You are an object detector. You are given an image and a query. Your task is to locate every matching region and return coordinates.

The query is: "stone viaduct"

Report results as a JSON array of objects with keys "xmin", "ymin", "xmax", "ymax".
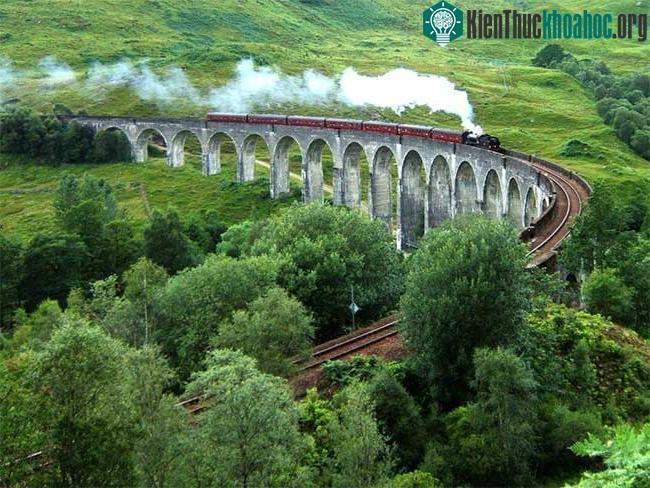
[{"xmin": 62, "ymin": 116, "xmax": 554, "ymax": 250}]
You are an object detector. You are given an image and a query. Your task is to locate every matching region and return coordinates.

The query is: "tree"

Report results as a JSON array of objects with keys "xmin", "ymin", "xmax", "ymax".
[
  {"xmin": 61, "ymin": 121, "xmax": 95, "ymax": 164},
  {"xmin": 561, "ymin": 183, "xmax": 633, "ymax": 275},
  {"xmin": 329, "ymin": 383, "xmax": 393, "ymax": 488},
  {"xmin": 532, "ymin": 44, "xmax": 570, "ymax": 68},
  {"xmin": 215, "ymin": 287, "xmax": 314, "ymax": 377},
  {"xmin": 569, "ymin": 423, "xmax": 650, "ymax": 487},
  {"xmin": 631, "ymin": 129, "xmax": 650, "ymax": 159},
  {"xmin": 400, "ymin": 216, "xmax": 531, "ymax": 404},
  {"xmin": 582, "ymin": 268, "xmax": 633, "ymax": 325},
  {"xmin": 92, "ymin": 129, "xmax": 132, "ymax": 163},
  {"xmin": 383, "ymin": 471, "xmax": 439, "ymax": 488},
  {"xmin": 184, "ymin": 350, "xmax": 307, "ymax": 487},
  {"xmin": 0, "ymin": 362, "xmax": 44, "ymax": 487},
  {"xmin": 100, "ymin": 219, "xmax": 141, "ymax": 277},
  {"xmin": 445, "ymin": 348, "xmax": 539, "ymax": 486},
  {"xmin": 249, "ymin": 204, "xmax": 404, "ymax": 340},
  {"xmin": 154, "ymin": 255, "xmax": 279, "ymax": 378},
  {"xmin": 183, "ymin": 211, "xmax": 227, "ymax": 254},
  {"xmin": 20, "ymin": 232, "xmax": 88, "ymax": 310},
  {"xmin": 612, "ymin": 107, "xmax": 646, "ymax": 143},
  {"xmin": 120, "ymin": 258, "xmax": 169, "ymax": 346},
  {"xmin": 30, "ymin": 319, "xmax": 138, "ymax": 487},
  {"xmin": 53, "ymin": 173, "xmax": 117, "ymax": 232},
  {"xmin": 0, "ymin": 107, "xmax": 46, "ymax": 157},
  {"xmin": 0, "ymin": 232, "xmax": 23, "ymax": 327},
  {"xmin": 217, "ymin": 220, "xmax": 265, "ymax": 258},
  {"xmin": 144, "ymin": 209, "xmax": 203, "ymax": 274},
  {"xmin": 126, "ymin": 346, "xmax": 188, "ymax": 487},
  {"xmin": 10, "ymin": 299, "xmax": 64, "ymax": 350},
  {"xmin": 367, "ymin": 370, "xmax": 425, "ymax": 470}
]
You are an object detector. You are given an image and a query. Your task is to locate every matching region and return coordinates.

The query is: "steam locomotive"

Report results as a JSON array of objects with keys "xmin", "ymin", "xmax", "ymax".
[{"xmin": 206, "ymin": 113, "xmax": 502, "ymax": 152}]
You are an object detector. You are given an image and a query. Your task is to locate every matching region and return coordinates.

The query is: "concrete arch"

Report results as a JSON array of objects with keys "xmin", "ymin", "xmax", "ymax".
[
  {"xmin": 94, "ymin": 127, "xmax": 134, "ymax": 162},
  {"xmin": 428, "ymin": 155, "xmax": 452, "ymax": 228},
  {"xmin": 272, "ymin": 136, "xmax": 302, "ymax": 199},
  {"xmin": 206, "ymin": 132, "xmax": 238, "ymax": 177},
  {"xmin": 400, "ymin": 150, "xmax": 426, "ymax": 249},
  {"xmin": 507, "ymin": 178, "xmax": 523, "ymax": 228},
  {"xmin": 342, "ymin": 142, "xmax": 364, "ymax": 208},
  {"xmin": 370, "ymin": 146, "xmax": 395, "ymax": 228},
  {"xmin": 304, "ymin": 139, "xmax": 332, "ymax": 203},
  {"xmin": 482, "ymin": 169, "xmax": 503, "ymax": 219},
  {"xmin": 524, "ymin": 187, "xmax": 538, "ymax": 226},
  {"xmin": 169, "ymin": 130, "xmax": 202, "ymax": 169},
  {"xmin": 134, "ymin": 128, "xmax": 168, "ymax": 163},
  {"xmin": 455, "ymin": 161, "xmax": 478, "ymax": 216}
]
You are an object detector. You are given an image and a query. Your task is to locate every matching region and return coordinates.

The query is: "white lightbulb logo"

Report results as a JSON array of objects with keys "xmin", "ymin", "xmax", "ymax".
[{"xmin": 430, "ymin": 8, "xmax": 456, "ymax": 46}]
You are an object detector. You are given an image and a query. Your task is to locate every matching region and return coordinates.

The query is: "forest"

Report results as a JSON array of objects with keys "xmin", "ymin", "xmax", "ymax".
[{"xmin": 1, "ymin": 108, "xmax": 650, "ymax": 487}]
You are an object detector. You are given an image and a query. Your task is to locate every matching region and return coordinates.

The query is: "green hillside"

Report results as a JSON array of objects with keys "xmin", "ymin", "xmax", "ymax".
[{"xmin": 0, "ymin": 0, "xmax": 649, "ymax": 237}]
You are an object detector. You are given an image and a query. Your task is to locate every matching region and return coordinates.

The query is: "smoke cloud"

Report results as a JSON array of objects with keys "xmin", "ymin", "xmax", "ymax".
[
  {"xmin": 2, "ymin": 57, "xmax": 482, "ymax": 132},
  {"xmin": 38, "ymin": 56, "xmax": 76, "ymax": 87}
]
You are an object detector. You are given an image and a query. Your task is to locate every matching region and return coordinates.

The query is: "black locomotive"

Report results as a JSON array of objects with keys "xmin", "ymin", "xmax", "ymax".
[{"xmin": 462, "ymin": 131, "xmax": 502, "ymax": 152}]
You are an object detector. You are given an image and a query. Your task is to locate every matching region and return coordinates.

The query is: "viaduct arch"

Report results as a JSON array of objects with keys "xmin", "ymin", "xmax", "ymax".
[{"xmin": 62, "ymin": 115, "xmax": 555, "ymax": 252}]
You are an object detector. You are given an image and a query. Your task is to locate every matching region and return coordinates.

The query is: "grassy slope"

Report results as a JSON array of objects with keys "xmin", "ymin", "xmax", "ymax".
[{"xmin": 0, "ymin": 0, "xmax": 649, "ymax": 238}]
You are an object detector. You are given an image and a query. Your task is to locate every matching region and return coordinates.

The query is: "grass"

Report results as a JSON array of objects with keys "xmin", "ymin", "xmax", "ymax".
[
  {"xmin": 0, "ymin": 0, "xmax": 648, "ymax": 238},
  {"xmin": 0, "ymin": 152, "xmax": 301, "ymax": 241}
]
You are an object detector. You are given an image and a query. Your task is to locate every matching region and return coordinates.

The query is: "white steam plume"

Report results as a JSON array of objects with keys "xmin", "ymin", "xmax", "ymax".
[
  {"xmin": 207, "ymin": 59, "xmax": 336, "ymax": 112},
  {"xmin": 86, "ymin": 60, "xmax": 202, "ymax": 104},
  {"xmin": 339, "ymin": 67, "xmax": 481, "ymax": 133},
  {"xmin": 0, "ymin": 58, "xmax": 18, "ymax": 102},
  {"xmin": 38, "ymin": 56, "xmax": 76, "ymax": 87},
  {"xmin": 3, "ymin": 57, "xmax": 482, "ymax": 132}
]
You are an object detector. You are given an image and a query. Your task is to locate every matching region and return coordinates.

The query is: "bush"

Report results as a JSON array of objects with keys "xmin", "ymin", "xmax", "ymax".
[
  {"xmin": 582, "ymin": 268, "xmax": 634, "ymax": 325},
  {"xmin": 560, "ymin": 139, "xmax": 591, "ymax": 157},
  {"xmin": 532, "ymin": 44, "xmax": 570, "ymax": 68}
]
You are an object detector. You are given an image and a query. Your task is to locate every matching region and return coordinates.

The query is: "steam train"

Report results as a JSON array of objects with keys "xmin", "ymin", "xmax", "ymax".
[{"xmin": 206, "ymin": 113, "xmax": 502, "ymax": 152}]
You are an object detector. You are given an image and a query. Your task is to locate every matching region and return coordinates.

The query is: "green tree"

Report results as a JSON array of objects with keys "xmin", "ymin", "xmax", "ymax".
[
  {"xmin": 383, "ymin": 471, "xmax": 439, "ymax": 488},
  {"xmin": 329, "ymin": 383, "xmax": 393, "ymax": 488},
  {"xmin": 582, "ymin": 268, "xmax": 634, "ymax": 325},
  {"xmin": 126, "ymin": 346, "xmax": 188, "ymax": 488},
  {"xmin": 0, "ymin": 362, "xmax": 44, "ymax": 487},
  {"xmin": 30, "ymin": 319, "xmax": 138, "ymax": 487},
  {"xmin": 0, "ymin": 107, "xmax": 46, "ymax": 157},
  {"xmin": 120, "ymin": 258, "xmax": 169, "ymax": 346},
  {"xmin": 631, "ymin": 129, "xmax": 650, "ymax": 159},
  {"xmin": 569, "ymin": 423, "xmax": 650, "ymax": 487},
  {"xmin": 154, "ymin": 255, "xmax": 279, "ymax": 378},
  {"xmin": 215, "ymin": 287, "xmax": 314, "ymax": 377},
  {"xmin": 367, "ymin": 370, "xmax": 425, "ymax": 470},
  {"xmin": 612, "ymin": 107, "xmax": 646, "ymax": 143},
  {"xmin": 20, "ymin": 232, "xmax": 88, "ymax": 310},
  {"xmin": 100, "ymin": 219, "xmax": 141, "ymax": 277},
  {"xmin": 61, "ymin": 121, "xmax": 95, "ymax": 164},
  {"xmin": 184, "ymin": 350, "xmax": 307, "ymax": 487},
  {"xmin": 561, "ymin": 183, "xmax": 633, "ymax": 275},
  {"xmin": 532, "ymin": 44, "xmax": 570, "ymax": 68},
  {"xmin": 0, "ymin": 232, "xmax": 23, "ymax": 326},
  {"xmin": 445, "ymin": 348, "xmax": 539, "ymax": 486},
  {"xmin": 183, "ymin": 211, "xmax": 227, "ymax": 254},
  {"xmin": 144, "ymin": 208, "xmax": 203, "ymax": 274},
  {"xmin": 53, "ymin": 173, "xmax": 118, "ymax": 232},
  {"xmin": 10, "ymin": 299, "xmax": 64, "ymax": 350},
  {"xmin": 400, "ymin": 217, "xmax": 530, "ymax": 404},
  {"xmin": 92, "ymin": 129, "xmax": 132, "ymax": 163},
  {"xmin": 249, "ymin": 204, "xmax": 404, "ymax": 340}
]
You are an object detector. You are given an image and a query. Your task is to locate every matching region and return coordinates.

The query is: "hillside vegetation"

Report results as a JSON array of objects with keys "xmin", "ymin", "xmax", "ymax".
[{"xmin": 0, "ymin": 0, "xmax": 649, "ymax": 237}]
